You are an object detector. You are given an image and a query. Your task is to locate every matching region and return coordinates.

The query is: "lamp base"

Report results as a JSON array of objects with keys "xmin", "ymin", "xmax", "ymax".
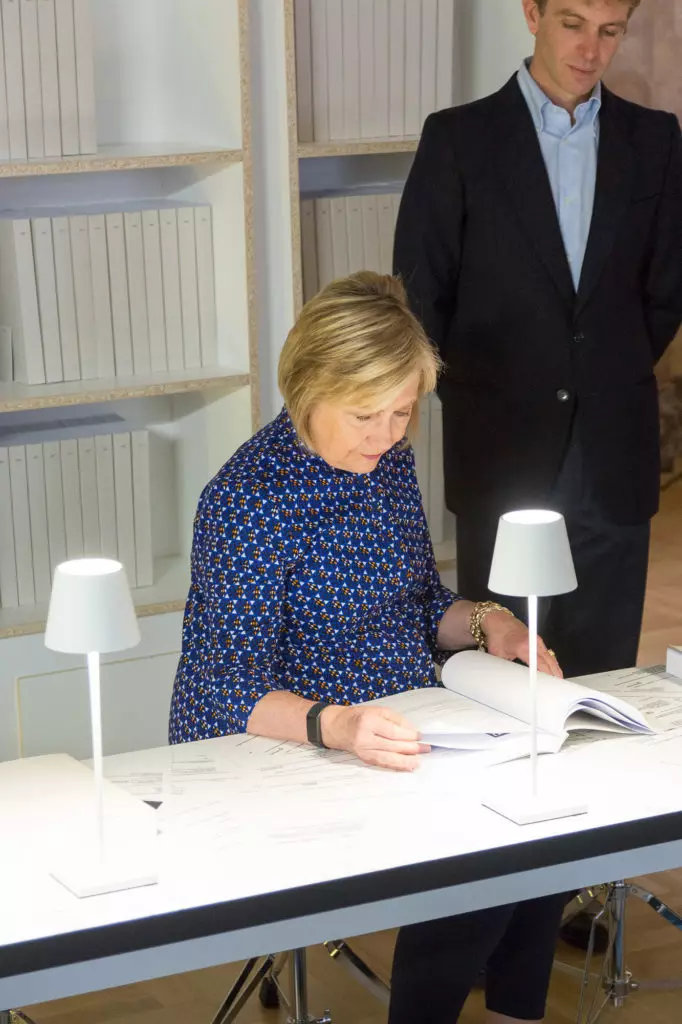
[
  {"xmin": 50, "ymin": 854, "xmax": 158, "ymax": 898},
  {"xmin": 482, "ymin": 790, "xmax": 589, "ymax": 826}
]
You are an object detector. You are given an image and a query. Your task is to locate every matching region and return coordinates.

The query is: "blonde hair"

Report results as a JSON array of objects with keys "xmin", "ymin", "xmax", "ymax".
[{"xmin": 278, "ymin": 272, "xmax": 441, "ymax": 440}]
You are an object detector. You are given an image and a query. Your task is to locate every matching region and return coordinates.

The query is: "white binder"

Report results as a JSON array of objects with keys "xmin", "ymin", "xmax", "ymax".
[
  {"xmin": 330, "ymin": 197, "xmax": 349, "ymax": 278},
  {"xmin": 377, "ymin": 193, "xmax": 396, "ymax": 274},
  {"xmin": 388, "ymin": 0, "xmax": 406, "ymax": 137},
  {"xmin": 360, "ymin": 194, "xmax": 380, "ymax": 272},
  {"xmin": 404, "ymin": 0, "xmax": 421, "ymax": 136},
  {"xmin": 73, "ymin": 0, "xmax": 96, "ymax": 152},
  {"xmin": 9, "ymin": 445, "xmax": 35, "ymax": 606},
  {"xmin": 310, "ymin": 0, "xmax": 328, "ymax": 141},
  {"xmin": 131, "ymin": 430, "xmax": 153, "ymax": 587},
  {"xmin": 300, "ymin": 199, "xmax": 318, "ymax": 303},
  {"xmin": 2, "ymin": 0, "xmax": 27, "ymax": 159},
  {"xmin": 420, "ymin": 0, "xmax": 438, "ymax": 121},
  {"xmin": 160, "ymin": 208, "xmax": 184, "ymax": 372},
  {"xmin": 43, "ymin": 440, "xmax": 67, "ymax": 572},
  {"xmin": 314, "ymin": 197, "xmax": 334, "ymax": 290},
  {"xmin": 19, "ymin": 0, "xmax": 44, "ymax": 157},
  {"xmin": 0, "ymin": 447, "xmax": 19, "ymax": 608},
  {"xmin": 342, "ymin": 0, "xmax": 360, "ymax": 139},
  {"xmin": 88, "ymin": 213, "xmax": 116, "ymax": 378},
  {"xmin": 106, "ymin": 212, "xmax": 134, "ymax": 377},
  {"xmin": 0, "ymin": 217, "xmax": 45, "ymax": 384},
  {"xmin": 358, "ymin": 0, "xmax": 374, "ymax": 139},
  {"xmin": 54, "ymin": 0, "xmax": 79, "ymax": 155},
  {"xmin": 436, "ymin": 0, "xmax": 455, "ymax": 109},
  {"xmin": 124, "ymin": 210, "xmax": 151, "ymax": 376},
  {"xmin": 60, "ymin": 438, "xmax": 84, "ymax": 559},
  {"xmin": 373, "ymin": 0, "xmax": 389, "ymax": 138},
  {"xmin": 70, "ymin": 214, "xmax": 98, "ymax": 379},
  {"xmin": 78, "ymin": 435, "xmax": 100, "ymax": 555},
  {"xmin": 294, "ymin": 0, "xmax": 314, "ymax": 143},
  {"xmin": 345, "ymin": 196, "xmax": 364, "ymax": 273},
  {"xmin": 113, "ymin": 432, "xmax": 137, "ymax": 586},
  {"xmin": 25, "ymin": 443, "xmax": 51, "ymax": 603},
  {"xmin": 31, "ymin": 217, "xmax": 63, "ymax": 383},
  {"xmin": 94, "ymin": 434, "xmax": 117, "ymax": 560},
  {"xmin": 37, "ymin": 0, "xmax": 62, "ymax": 156},
  {"xmin": 194, "ymin": 206, "xmax": 217, "ymax": 367},
  {"xmin": 177, "ymin": 206, "xmax": 201, "ymax": 369},
  {"xmin": 52, "ymin": 215, "xmax": 81, "ymax": 381},
  {"xmin": 0, "ymin": 0, "xmax": 10, "ymax": 159},
  {"xmin": 141, "ymin": 210, "xmax": 167, "ymax": 373},
  {"xmin": 326, "ymin": 0, "xmax": 344, "ymax": 140}
]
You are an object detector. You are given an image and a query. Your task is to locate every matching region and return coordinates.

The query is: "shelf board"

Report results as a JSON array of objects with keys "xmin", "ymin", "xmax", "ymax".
[
  {"xmin": 0, "ymin": 556, "xmax": 189, "ymax": 639},
  {"xmin": 0, "ymin": 367, "xmax": 250, "ymax": 412},
  {"xmin": 298, "ymin": 137, "xmax": 419, "ymax": 158},
  {"xmin": 0, "ymin": 143, "xmax": 243, "ymax": 178}
]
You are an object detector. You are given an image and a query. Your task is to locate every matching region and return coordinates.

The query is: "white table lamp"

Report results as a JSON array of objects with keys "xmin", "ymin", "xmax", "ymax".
[
  {"xmin": 45, "ymin": 559, "xmax": 156, "ymax": 897},
  {"xmin": 484, "ymin": 511, "xmax": 584, "ymax": 824}
]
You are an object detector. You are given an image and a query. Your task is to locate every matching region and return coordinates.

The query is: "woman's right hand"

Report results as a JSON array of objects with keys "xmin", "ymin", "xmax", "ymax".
[{"xmin": 321, "ymin": 704, "xmax": 429, "ymax": 771}]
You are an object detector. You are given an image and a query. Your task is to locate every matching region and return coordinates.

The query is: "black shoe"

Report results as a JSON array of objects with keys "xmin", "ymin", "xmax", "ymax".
[{"xmin": 560, "ymin": 908, "xmax": 609, "ymax": 953}]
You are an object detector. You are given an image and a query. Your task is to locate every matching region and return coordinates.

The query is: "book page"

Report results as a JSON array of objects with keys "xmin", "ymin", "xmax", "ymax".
[{"xmin": 441, "ymin": 651, "xmax": 653, "ymax": 737}]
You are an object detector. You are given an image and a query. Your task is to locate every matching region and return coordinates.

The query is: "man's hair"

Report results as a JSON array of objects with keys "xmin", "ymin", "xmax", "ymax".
[
  {"xmin": 536, "ymin": 0, "xmax": 641, "ymax": 14},
  {"xmin": 278, "ymin": 272, "xmax": 440, "ymax": 442}
]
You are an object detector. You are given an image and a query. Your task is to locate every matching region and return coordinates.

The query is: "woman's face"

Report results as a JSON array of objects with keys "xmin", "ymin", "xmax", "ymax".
[{"xmin": 307, "ymin": 374, "xmax": 421, "ymax": 474}]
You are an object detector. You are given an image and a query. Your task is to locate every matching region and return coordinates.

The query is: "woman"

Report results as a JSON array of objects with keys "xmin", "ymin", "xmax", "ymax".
[{"xmin": 170, "ymin": 272, "xmax": 567, "ymax": 1023}]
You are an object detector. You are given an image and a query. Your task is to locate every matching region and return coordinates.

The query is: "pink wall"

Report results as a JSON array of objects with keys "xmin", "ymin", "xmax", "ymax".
[{"xmin": 605, "ymin": 0, "xmax": 682, "ymax": 120}]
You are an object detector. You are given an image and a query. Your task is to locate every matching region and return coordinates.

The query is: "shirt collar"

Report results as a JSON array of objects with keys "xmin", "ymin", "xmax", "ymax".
[{"xmin": 517, "ymin": 57, "xmax": 601, "ymax": 134}]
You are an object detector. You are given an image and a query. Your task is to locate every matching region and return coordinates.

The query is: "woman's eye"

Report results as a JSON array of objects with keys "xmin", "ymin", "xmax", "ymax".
[
  {"xmin": 355, "ymin": 414, "xmax": 372, "ymax": 423},
  {"xmin": 394, "ymin": 411, "xmax": 411, "ymax": 419}
]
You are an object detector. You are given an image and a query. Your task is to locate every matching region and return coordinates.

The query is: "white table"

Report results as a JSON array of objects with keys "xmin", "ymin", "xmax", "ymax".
[{"xmin": 2, "ymin": 667, "xmax": 682, "ymax": 1012}]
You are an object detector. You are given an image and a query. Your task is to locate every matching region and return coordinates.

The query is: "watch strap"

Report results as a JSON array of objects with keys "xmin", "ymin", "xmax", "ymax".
[{"xmin": 306, "ymin": 700, "xmax": 329, "ymax": 749}]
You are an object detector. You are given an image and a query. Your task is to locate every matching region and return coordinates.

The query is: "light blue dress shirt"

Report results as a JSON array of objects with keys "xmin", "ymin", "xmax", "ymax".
[{"xmin": 517, "ymin": 59, "xmax": 601, "ymax": 290}]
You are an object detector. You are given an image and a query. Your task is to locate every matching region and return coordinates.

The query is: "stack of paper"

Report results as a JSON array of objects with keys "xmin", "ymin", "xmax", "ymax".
[
  {"xmin": 294, "ymin": 0, "xmax": 457, "ymax": 141},
  {"xmin": 0, "ymin": 203, "xmax": 218, "ymax": 385},
  {"xmin": 0, "ymin": 0, "xmax": 96, "ymax": 160},
  {"xmin": 0, "ymin": 427, "xmax": 177, "ymax": 608}
]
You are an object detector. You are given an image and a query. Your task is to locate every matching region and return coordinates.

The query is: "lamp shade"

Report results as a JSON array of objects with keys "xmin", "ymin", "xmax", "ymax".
[
  {"xmin": 488, "ymin": 510, "xmax": 577, "ymax": 598},
  {"xmin": 45, "ymin": 559, "xmax": 141, "ymax": 654}
]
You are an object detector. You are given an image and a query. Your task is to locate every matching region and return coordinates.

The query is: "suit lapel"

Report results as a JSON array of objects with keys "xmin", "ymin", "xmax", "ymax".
[
  {"xmin": 576, "ymin": 91, "xmax": 635, "ymax": 312},
  {"xmin": 493, "ymin": 80, "xmax": 575, "ymax": 307}
]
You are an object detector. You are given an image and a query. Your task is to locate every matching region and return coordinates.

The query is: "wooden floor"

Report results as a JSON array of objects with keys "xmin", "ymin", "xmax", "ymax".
[{"xmin": 21, "ymin": 479, "xmax": 682, "ymax": 1024}]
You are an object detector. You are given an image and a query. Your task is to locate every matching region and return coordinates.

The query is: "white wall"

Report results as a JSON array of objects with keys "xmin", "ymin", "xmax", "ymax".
[{"xmin": 459, "ymin": 0, "xmax": 532, "ymax": 103}]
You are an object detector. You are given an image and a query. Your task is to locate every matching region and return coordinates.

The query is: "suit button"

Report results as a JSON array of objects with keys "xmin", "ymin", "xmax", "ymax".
[
  {"xmin": 556, "ymin": 389, "xmax": 571, "ymax": 403},
  {"xmin": 572, "ymin": 332, "xmax": 585, "ymax": 343}
]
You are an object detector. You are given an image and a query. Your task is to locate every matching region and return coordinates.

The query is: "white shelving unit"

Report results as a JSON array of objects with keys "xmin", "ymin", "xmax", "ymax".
[
  {"xmin": 282, "ymin": 0, "xmax": 456, "ymax": 563},
  {"xmin": 0, "ymin": 0, "xmax": 258, "ymax": 639}
]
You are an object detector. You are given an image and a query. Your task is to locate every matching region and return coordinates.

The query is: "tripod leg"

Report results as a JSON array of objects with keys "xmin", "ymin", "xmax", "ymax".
[
  {"xmin": 288, "ymin": 949, "xmax": 332, "ymax": 1024},
  {"xmin": 323, "ymin": 940, "xmax": 390, "ymax": 1005},
  {"xmin": 629, "ymin": 883, "xmax": 682, "ymax": 931},
  {"xmin": 210, "ymin": 956, "xmax": 277, "ymax": 1024}
]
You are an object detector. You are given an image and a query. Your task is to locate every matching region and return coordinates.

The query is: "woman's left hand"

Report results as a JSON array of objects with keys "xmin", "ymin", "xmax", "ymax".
[{"xmin": 482, "ymin": 610, "xmax": 563, "ymax": 678}]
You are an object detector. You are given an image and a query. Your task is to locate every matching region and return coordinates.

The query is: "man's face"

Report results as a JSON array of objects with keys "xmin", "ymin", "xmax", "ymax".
[{"xmin": 522, "ymin": 0, "xmax": 631, "ymax": 104}]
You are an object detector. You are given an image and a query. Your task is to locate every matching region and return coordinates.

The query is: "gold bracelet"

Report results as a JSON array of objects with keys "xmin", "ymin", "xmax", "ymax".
[{"xmin": 469, "ymin": 600, "xmax": 514, "ymax": 652}]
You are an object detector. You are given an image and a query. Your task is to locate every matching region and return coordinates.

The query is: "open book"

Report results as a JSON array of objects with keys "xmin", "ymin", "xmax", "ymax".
[{"xmin": 366, "ymin": 651, "xmax": 654, "ymax": 757}]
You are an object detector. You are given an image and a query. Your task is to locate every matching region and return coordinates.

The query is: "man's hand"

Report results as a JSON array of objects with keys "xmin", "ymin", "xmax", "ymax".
[
  {"xmin": 483, "ymin": 610, "xmax": 564, "ymax": 678},
  {"xmin": 321, "ymin": 704, "xmax": 430, "ymax": 771}
]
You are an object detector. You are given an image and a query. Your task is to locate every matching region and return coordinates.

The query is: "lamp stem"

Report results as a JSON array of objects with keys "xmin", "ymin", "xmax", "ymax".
[
  {"xmin": 87, "ymin": 650, "xmax": 104, "ymax": 861},
  {"xmin": 528, "ymin": 595, "xmax": 538, "ymax": 798}
]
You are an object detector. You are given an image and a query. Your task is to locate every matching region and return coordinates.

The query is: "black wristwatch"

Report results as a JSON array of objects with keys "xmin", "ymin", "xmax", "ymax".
[{"xmin": 306, "ymin": 701, "xmax": 329, "ymax": 749}]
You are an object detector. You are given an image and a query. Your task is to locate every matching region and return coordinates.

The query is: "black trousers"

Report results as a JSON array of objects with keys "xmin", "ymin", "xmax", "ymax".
[
  {"xmin": 455, "ymin": 437, "xmax": 651, "ymax": 678},
  {"xmin": 388, "ymin": 892, "xmax": 569, "ymax": 1022}
]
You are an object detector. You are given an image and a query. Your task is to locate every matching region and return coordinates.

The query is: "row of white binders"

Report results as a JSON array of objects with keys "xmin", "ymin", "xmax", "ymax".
[
  {"xmin": 0, "ymin": 0, "xmax": 96, "ymax": 160},
  {"xmin": 300, "ymin": 191, "xmax": 402, "ymax": 302},
  {"xmin": 0, "ymin": 428, "xmax": 177, "ymax": 608},
  {"xmin": 294, "ymin": 0, "xmax": 457, "ymax": 142},
  {"xmin": 0, "ymin": 204, "xmax": 218, "ymax": 386}
]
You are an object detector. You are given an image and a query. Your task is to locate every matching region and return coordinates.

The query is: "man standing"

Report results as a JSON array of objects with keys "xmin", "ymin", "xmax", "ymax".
[{"xmin": 395, "ymin": 0, "xmax": 682, "ymax": 682}]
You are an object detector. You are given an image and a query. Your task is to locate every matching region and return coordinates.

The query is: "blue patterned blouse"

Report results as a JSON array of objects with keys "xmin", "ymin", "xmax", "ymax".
[{"xmin": 169, "ymin": 409, "xmax": 460, "ymax": 743}]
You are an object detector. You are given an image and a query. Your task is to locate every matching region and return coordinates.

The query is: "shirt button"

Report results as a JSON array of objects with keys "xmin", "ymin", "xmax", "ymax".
[
  {"xmin": 572, "ymin": 332, "xmax": 585, "ymax": 343},
  {"xmin": 556, "ymin": 389, "xmax": 571, "ymax": 403}
]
